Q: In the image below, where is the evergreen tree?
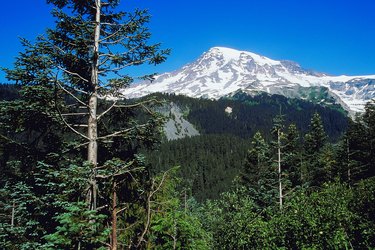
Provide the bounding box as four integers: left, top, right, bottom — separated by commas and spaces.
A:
241, 132, 270, 186
304, 112, 328, 186
362, 100, 375, 178
147, 169, 211, 249
335, 101, 375, 184
304, 112, 327, 155
283, 123, 302, 187
240, 131, 276, 208
3, 0, 169, 212
1, 0, 168, 248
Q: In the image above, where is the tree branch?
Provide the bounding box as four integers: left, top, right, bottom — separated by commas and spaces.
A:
55, 104, 90, 140
136, 169, 173, 248
55, 64, 89, 83
97, 123, 149, 141
98, 57, 154, 74
62, 141, 90, 154
97, 100, 117, 120
55, 81, 89, 108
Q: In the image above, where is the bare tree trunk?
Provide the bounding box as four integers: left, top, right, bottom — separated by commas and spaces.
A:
278, 129, 283, 210
87, 0, 101, 210
111, 181, 118, 250
172, 218, 177, 250
347, 138, 351, 185
11, 202, 15, 228
184, 189, 187, 214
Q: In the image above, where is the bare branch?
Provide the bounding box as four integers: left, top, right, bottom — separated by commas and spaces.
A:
113, 98, 161, 109
55, 104, 90, 140
55, 64, 90, 83
136, 169, 173, 248
150, 169, 173, 197
96, 165, 146, 180
56, 81, 89, 108
0, 134, 27, 149
99, 26, 125, 43
69, 124, 89, 128
62, 112, 89, 116
62, 141, 90, 154
100, 36, 127, 45
98, 57, 154, 74
97, 100, 117, 120
116, 206, 127, 215
97, 123, 149, 141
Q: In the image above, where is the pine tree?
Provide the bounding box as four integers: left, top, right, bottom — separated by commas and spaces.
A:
240, 131, 276, 208
241, 132, 270, 187
1, 0, 169, 248
304, 112, 327, 155
335, 101, 375, 183
4, 0, 169, 211
304, 112, 328, 186
362, 100, 375, 178
283, 123, 302, 187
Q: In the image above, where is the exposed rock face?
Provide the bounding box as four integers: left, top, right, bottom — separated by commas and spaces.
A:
161, 103, 199, 141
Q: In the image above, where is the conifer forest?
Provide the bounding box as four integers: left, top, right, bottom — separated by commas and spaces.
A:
0, 1, 374, 249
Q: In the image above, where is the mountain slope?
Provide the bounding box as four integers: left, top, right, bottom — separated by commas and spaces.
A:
122, 47, 375, 113
151, 92, 348, 142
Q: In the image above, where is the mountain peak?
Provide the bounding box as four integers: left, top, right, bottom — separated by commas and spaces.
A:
205, 46, 281, 67
122, 47, 375, 113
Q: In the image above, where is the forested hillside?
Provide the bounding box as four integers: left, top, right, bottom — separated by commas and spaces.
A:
152, 92, 348, 141
142, 92, 349, 200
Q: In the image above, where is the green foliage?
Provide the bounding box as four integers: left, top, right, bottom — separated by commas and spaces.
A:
270, 183, 356, 249
200, 181, 374, 249
147, 169, 211, 249
350, 177, 375, 247
283, 123, 302, 186
304, 112, 330, 186
0, 181, 45, 250
240, 132, 277, 208
43, 202, 109, 250
334, 100, 375, 183
304, 112, 327, 154
200, 186, 269, 249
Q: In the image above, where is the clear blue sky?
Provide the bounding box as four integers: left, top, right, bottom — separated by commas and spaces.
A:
1, 0, 375, 83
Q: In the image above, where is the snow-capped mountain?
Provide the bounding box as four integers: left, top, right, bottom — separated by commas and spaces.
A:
122, 47, 375, 113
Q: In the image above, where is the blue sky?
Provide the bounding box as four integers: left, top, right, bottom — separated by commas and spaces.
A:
1, 0, 375, 82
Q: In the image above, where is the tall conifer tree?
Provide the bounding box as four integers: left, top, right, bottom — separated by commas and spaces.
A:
4, 0, 169, 210
304, 112, 328, 186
